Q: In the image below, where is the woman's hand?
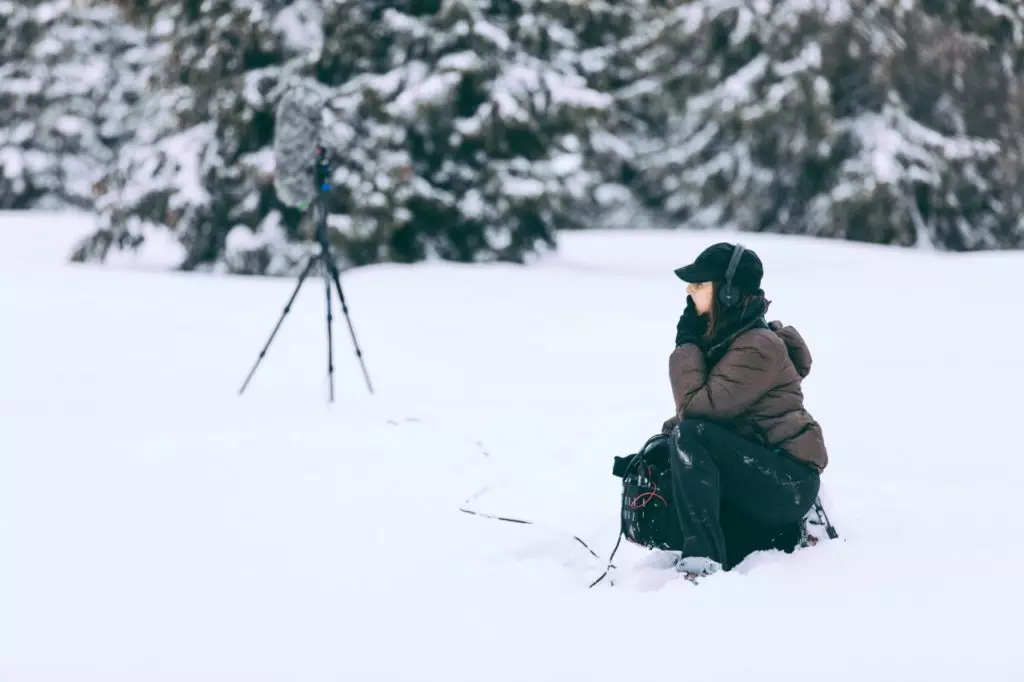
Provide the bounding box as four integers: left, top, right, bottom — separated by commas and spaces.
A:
675, 296, 707, 347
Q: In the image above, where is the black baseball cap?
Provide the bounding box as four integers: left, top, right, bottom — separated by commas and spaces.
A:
674, 242, 763, 293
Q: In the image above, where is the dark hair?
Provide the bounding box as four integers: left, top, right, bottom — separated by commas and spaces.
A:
703, 283, 759, 341
703, 284, 722, 341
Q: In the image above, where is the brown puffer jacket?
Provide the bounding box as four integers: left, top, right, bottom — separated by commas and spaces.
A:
665, 319, 828, 472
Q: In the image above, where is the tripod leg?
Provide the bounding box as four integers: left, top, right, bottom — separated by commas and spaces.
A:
238, 254, 317, 396
325, 257, 374, 395
814, 496, 839, 540
323, 262, 335, 403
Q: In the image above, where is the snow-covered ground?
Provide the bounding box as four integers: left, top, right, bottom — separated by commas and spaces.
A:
1, 210, 1021, 681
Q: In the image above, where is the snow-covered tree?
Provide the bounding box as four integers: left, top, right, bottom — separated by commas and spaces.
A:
72, 0, 324, 271
0, 0, 146, 209
58, 0, 1024, 267
863, 1, 1024, 249
508, 0, 653, 218
306, 0, 619, 266
73, 0, 623, 274
618, 0, 1024, 249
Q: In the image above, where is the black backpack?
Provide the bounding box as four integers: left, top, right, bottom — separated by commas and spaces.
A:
611, 433, 686, 551
596, 431, 838, 587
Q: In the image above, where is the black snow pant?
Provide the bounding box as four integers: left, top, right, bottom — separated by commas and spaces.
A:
668, 419, 820, 570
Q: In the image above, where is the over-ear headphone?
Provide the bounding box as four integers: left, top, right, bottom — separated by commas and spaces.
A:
717, 244, 746, 308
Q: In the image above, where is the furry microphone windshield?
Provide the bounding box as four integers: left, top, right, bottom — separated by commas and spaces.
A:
272, 82, 327, 209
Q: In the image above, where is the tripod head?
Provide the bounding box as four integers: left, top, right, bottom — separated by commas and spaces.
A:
311, 144, 332, 250
315, 144, 331, 193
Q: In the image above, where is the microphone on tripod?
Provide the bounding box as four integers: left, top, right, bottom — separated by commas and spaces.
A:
272, 82, 323, 210
238, 81, 373, 402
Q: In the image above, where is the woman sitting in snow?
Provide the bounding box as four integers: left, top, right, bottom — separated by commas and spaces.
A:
661, 242, 828, 577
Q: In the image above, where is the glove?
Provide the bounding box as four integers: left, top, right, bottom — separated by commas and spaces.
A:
674, 296, 707, 347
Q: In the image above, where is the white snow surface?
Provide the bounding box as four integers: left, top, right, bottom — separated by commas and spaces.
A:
1, 210, 1022, 681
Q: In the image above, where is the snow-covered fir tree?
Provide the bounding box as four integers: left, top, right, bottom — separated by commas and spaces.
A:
0, 0, 146, 209
54, 0, 1024, 266
618, 0, 1024, 249
305, 0, 622, 266
72, 0, 325, 271
505, 0, 651, 215
73, 0, 625, 274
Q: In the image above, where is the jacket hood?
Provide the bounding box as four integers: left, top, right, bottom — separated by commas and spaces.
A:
769, 321, 812, 378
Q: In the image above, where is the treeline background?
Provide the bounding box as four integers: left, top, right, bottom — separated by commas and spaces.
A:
2, 0, 1023, 275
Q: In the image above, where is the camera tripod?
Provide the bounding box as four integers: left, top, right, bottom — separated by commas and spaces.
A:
238, 145, 373, 402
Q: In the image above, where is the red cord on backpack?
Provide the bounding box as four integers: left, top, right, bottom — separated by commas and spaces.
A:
630, 465, 666, 508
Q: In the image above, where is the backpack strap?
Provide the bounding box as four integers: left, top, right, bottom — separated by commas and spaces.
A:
612, 433, 670, 478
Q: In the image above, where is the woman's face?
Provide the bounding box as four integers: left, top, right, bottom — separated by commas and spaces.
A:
686, 281, 714, 315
